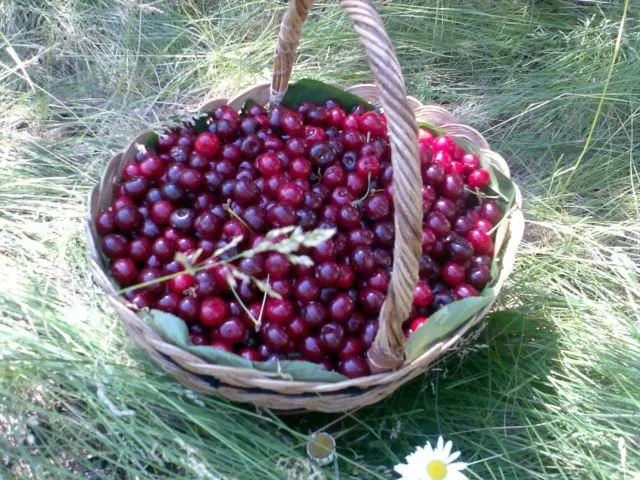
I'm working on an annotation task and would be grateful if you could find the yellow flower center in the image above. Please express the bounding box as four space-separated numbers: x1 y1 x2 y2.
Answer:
426 459 448 480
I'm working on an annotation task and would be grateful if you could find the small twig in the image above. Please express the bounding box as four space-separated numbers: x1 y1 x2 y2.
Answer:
352 172 372 206
224 200 253 233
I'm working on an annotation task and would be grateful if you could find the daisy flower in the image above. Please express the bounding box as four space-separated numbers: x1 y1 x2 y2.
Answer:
394 436 468 480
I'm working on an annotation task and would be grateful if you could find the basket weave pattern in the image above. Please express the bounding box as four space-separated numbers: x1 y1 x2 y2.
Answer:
85 0 524 412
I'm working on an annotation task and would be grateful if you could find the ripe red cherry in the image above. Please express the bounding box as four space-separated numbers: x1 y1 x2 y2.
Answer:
336 264 356 289
338 356 370 378
342 130 365 151
359 287 385 313
150 200 174 226
123 163 141 180
113 205 141 232
356 155 381 178
449 161 464 176
338 338 364 359
462 153 480 173
222 219 249 242
338 204 361 230
361 319 379 348
256 152 283 177
426 212 451 238
301 336 324 362
238 348 264 361
453 283 479 299
432 135 455 152
433 150 452 170
101 234 128 259
193 211 220 240
168 273 195 295
305 125 327 143
156 292 180 313
342 113 360 131
442 174 465 200
195 271 217 297
111 258 139 285
480 201 502 224
287 316 310 341
315 262 340 288
441 262 466 287
301 302 327 328
410 317 428 332
215 318 246 344
281 110 305 137
290 157 312 179
327 107 346 128
328 293 355 323
267 203 296 227
151 237 175 262
466 230 493 254
294 276 320 303
277 182 304 207
468 266 491 289
319 323 345 352
363 193 390 220
199 297 228 327
312 240 336 263
359 112 386 137
264 299 294 325
468 168 491 189
474 218 493 234
271 278 292 298
264 252 291 280
128 237 152 263
413 281 433 307
96 211 115 234
262 324 290 352
193 132 220 158
351 247 376 275
232 179 259 206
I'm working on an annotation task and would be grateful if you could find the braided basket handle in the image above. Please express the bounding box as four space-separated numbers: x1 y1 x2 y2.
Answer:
271 0 422 372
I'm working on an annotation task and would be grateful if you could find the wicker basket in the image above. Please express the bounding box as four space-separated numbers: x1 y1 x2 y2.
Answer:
86 0 524 412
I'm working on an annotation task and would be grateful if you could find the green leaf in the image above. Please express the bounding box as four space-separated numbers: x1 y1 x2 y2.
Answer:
281 78 374 112
404 288 496 360
241 98 259 116
148 310 349 383
256 359 347 383
191 113 210 133
493 215 511 256
144 132 159 148
149 310 253 368
479 154 517 211
417 121 445 136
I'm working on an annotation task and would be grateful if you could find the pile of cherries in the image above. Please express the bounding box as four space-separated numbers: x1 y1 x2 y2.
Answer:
95 98 502 378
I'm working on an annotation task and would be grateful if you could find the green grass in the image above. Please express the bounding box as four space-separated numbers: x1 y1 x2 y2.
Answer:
1 0 639 478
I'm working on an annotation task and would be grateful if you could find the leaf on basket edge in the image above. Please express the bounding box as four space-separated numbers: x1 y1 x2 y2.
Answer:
148 310 348 383
241 98 259 116
404 288 496 361
281 78 375 112
417 121 445 136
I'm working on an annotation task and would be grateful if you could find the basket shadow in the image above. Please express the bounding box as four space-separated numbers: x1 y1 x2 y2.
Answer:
279 307 560 469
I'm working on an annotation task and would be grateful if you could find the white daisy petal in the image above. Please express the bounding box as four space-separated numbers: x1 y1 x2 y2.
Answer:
448 471 469 480
437 436 444 451
443 440 453 458
448 461 469 471
393 463 411 476
424 442 433 455
447 450 462 463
